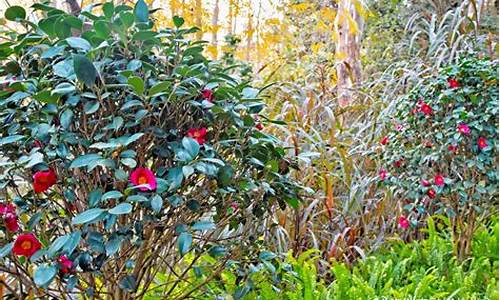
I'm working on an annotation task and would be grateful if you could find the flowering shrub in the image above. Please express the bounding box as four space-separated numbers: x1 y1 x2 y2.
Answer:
378 57 498 257
0 1 302 297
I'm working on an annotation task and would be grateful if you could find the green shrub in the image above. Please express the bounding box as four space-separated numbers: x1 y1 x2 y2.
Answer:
378 57 498 258
0 1 302 297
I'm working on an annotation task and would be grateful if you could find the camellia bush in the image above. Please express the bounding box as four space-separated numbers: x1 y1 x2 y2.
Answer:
0 1 302 298
378 57 498 259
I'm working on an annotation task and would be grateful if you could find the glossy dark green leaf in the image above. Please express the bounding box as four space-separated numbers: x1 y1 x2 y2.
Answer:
177 232 192 256
109 203 132 215
72 208 106 225
5 6 26 21
66 37 91 51
134 0 149 23
73 54 97 87
173 16 184 27
34 265 57 288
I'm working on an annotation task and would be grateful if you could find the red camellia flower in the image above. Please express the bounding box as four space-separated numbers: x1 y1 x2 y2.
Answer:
420 103 433 115
58 255 74 274
421 179 431 187
187 127 207 145
379 169 387 181
434 174 445 186
201 89 214 102
398 216 410 229
33 140 43 149
13 233 42 257
3 213 19 232
130 167 157 191
33 169 57 193
393 160 402 168
458 123 470 135
478 137 488 150
448 144 458 153
448 78 460 88
255 123 264 130
427 189 436 199
380 136 389 145
424 140 433 148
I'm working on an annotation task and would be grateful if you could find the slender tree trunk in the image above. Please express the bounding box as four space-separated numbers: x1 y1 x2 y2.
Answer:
245 11 253 61
335 0 362 107
211 0 219 59
195 0 203 40
228 0 234 35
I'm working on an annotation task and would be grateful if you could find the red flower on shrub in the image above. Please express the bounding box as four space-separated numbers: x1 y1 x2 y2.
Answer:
448 78 460 88
254 115 264 130
33 169 57 193
130 167 157 191
434 174 445 186
448 144 458 153
427 189 436 199
478 137 488 150
421 179 431 187
398 216 410 229
33 140 43 149
201 89 214 102
395 124 403 131
393 160 402 168
379 169 387 181
187 127 207 145
417 100 433 115
458 123 470 135
3 213 19 232
0 203 15 215
58 255 74 274
424 140 433 148
380 136 389 145
13 233 41 258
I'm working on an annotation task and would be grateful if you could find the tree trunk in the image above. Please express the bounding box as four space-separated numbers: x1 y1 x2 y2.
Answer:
211 0 219 59
335 0 362 107
195 0 203 40
245 11 253 61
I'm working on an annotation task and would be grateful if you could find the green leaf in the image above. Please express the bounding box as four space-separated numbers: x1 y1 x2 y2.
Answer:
72 208 105 225
0 135 24 146
102 191 123 201
70 154 103 169
66 37 91 51
167 167 183 191
192 220 215 231
182 137 200 158
134 0 149 23
41 46 65 59
73 54 97 87
34 265 57 288
105 237 121 256
109 203 132 215
173 16 184 27
60 109 73 129
177 232 192 256
5 6 26 21
63 231 81 255
128 76 145 95
102 2 114 19
150 195 162 213
47 234 71 258
34 90 60 104
0 242 13 258
84 100 100 114
217 165 234 187
149 81 170 96
94 21 111 39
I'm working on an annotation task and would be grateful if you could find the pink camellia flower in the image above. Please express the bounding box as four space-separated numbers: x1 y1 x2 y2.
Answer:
395 124 403 131
33 140 43 149
427 189 436 199
57 255 74 274
201 89 214 102
13 233 41 258
3 213 19 232
33 169 57 193
448 78 460 88
187 127 207 145
448 144 458 153
458 123 470 135
421 179 431 187
398 216 410 230
0 203 15 215
380 136 389 145
379 169 387 181
130 167 157 191
478 137 488 150
434 174 445 186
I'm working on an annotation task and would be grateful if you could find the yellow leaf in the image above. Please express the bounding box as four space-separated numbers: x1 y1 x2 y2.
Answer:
206 45 218 59
347 13 359 35
291 3 310 12
335 52 347 61
319 8 336 22
311 43 323 55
